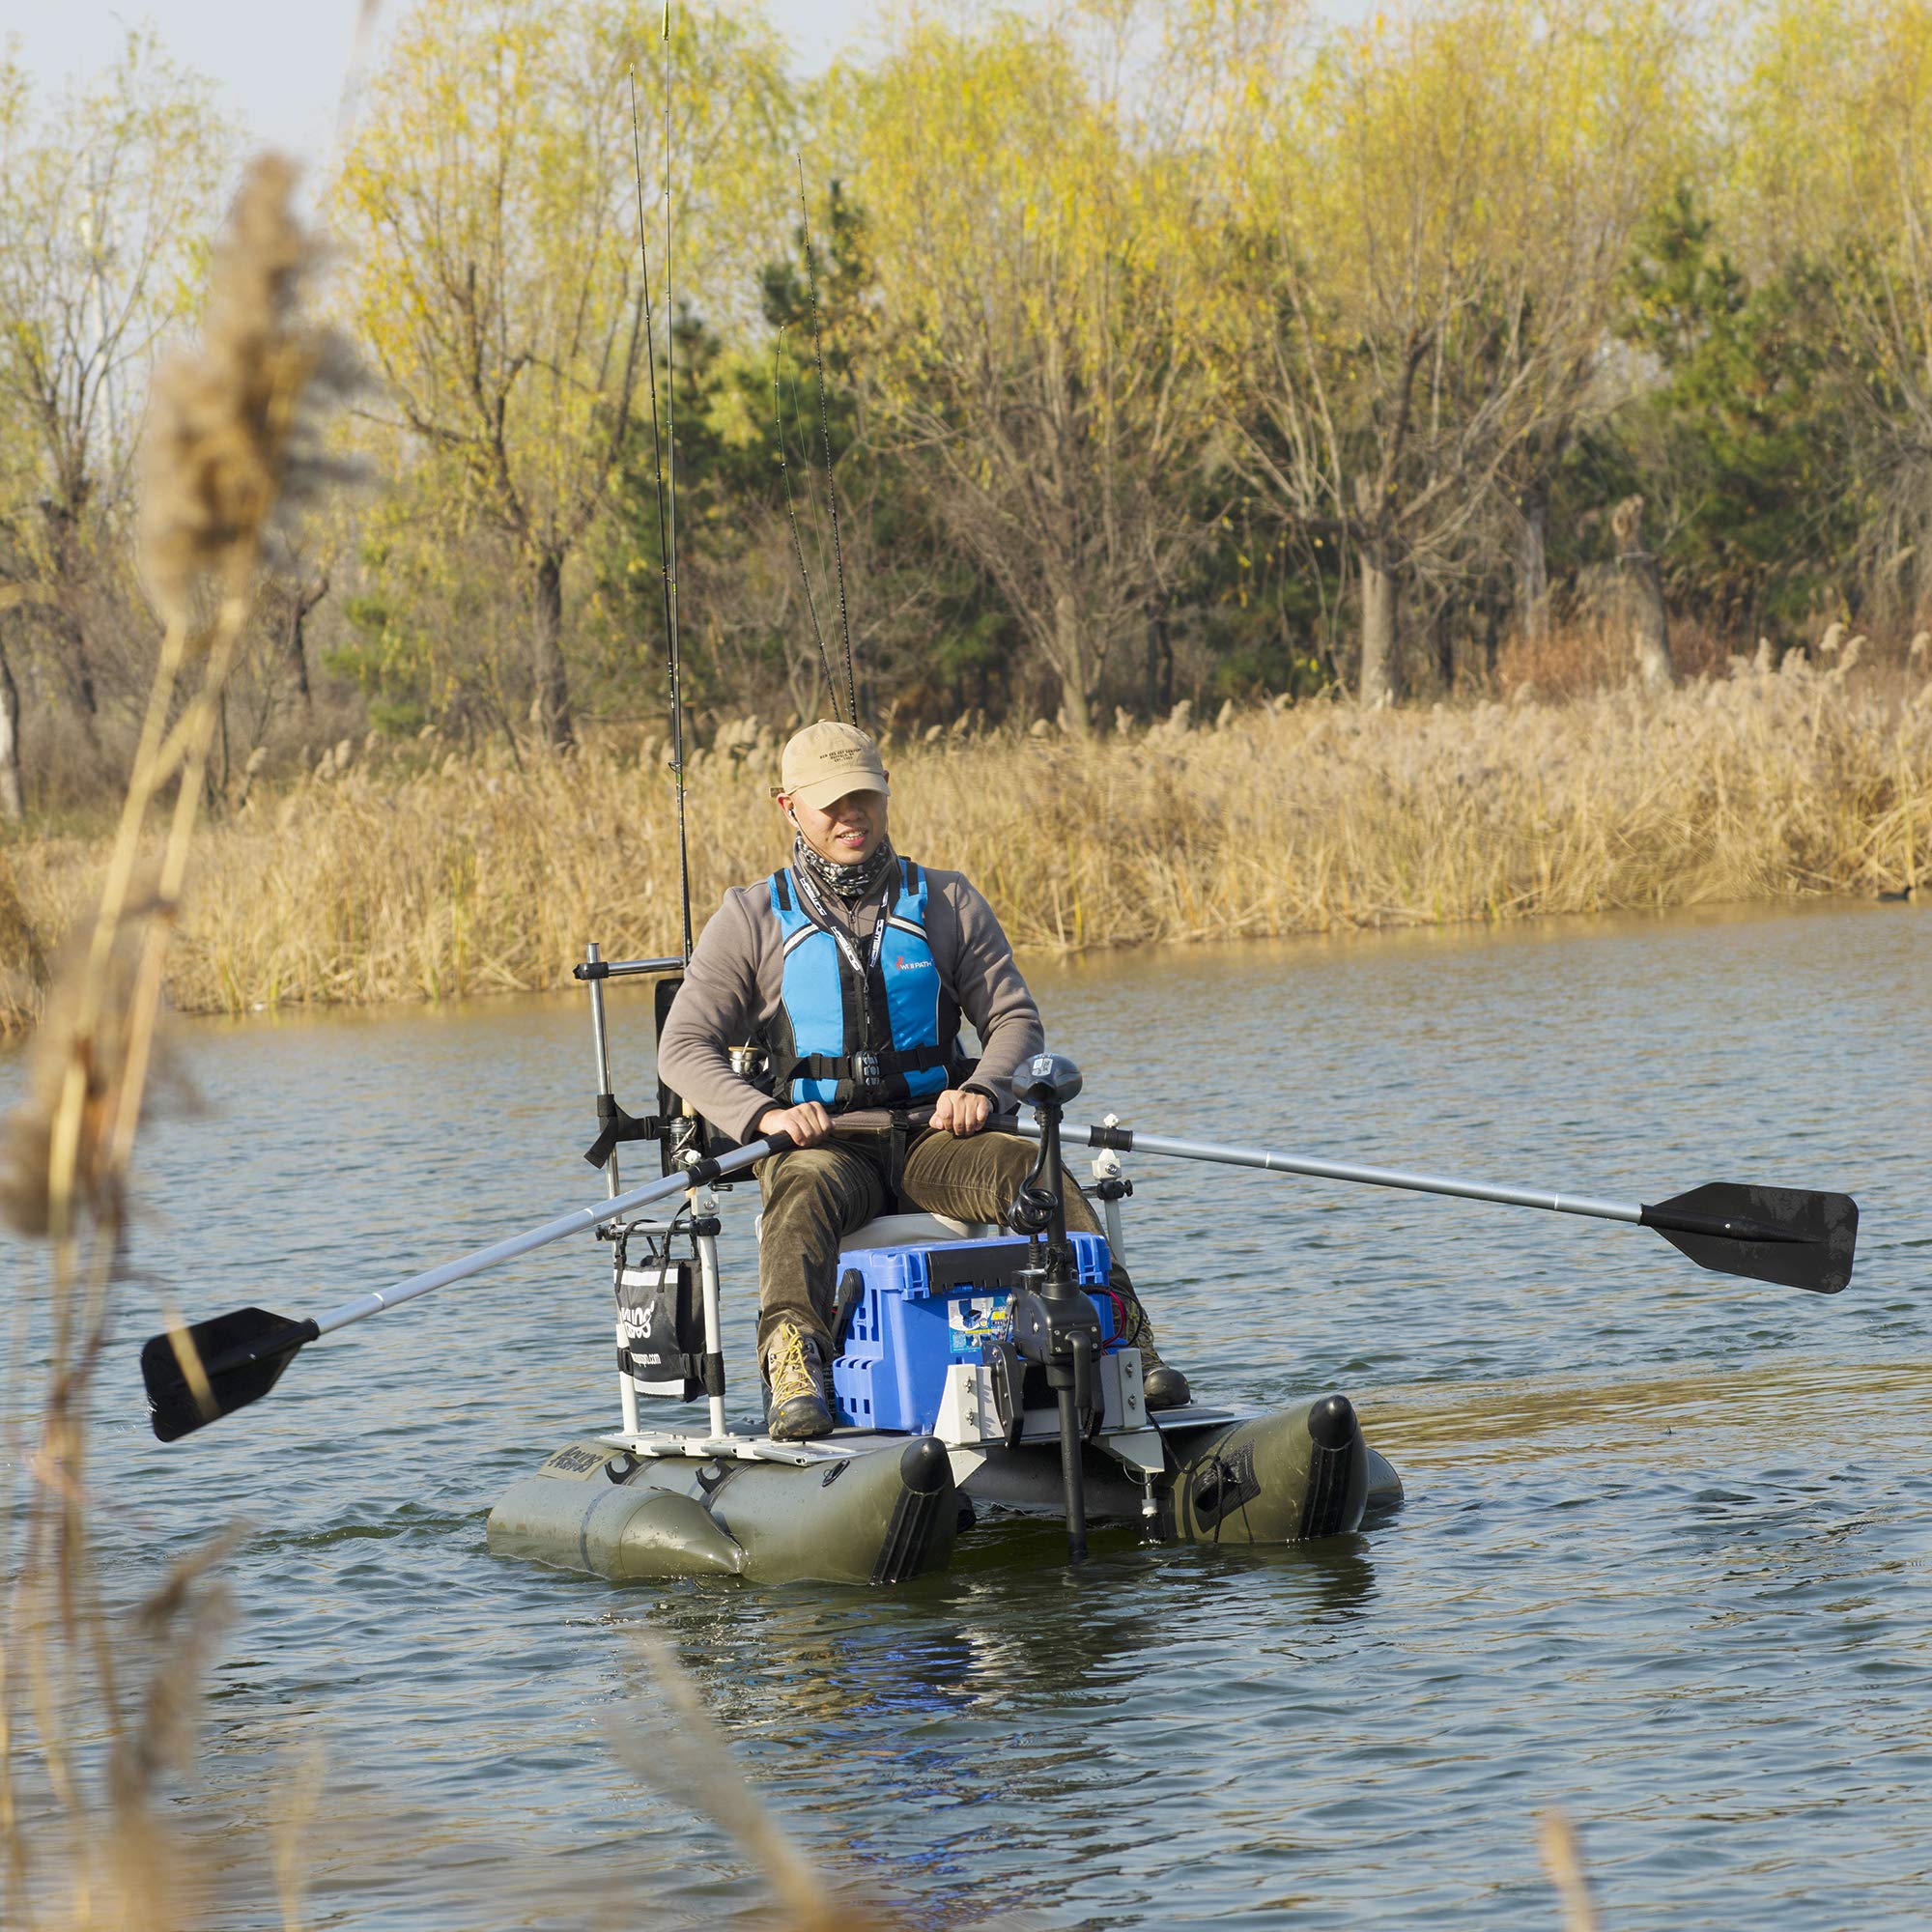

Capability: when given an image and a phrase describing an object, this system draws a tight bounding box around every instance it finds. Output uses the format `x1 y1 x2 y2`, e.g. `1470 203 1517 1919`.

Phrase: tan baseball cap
776 720 890 809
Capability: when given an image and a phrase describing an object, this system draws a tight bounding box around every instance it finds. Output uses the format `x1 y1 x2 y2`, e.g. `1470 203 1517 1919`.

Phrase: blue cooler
831 1234 1117 1433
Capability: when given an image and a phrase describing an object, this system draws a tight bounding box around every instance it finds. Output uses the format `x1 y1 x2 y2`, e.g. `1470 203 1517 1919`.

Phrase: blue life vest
765 856 969 1111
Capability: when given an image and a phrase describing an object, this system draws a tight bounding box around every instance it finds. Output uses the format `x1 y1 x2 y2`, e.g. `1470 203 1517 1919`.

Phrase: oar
140 1136 785 1442
1017 1121 1859 1294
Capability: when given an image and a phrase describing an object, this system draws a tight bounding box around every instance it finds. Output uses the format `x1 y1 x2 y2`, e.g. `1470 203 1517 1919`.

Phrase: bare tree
0 36 230 761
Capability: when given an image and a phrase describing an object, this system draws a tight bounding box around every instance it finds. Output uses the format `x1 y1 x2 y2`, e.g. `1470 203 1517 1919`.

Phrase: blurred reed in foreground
2 653 1925 1028
1 154 356 1929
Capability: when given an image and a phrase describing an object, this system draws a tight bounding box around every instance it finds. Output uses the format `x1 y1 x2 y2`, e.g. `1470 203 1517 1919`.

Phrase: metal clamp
987 1342 1025 1450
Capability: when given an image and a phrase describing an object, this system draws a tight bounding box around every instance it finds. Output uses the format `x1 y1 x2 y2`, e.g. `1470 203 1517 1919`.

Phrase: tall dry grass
3 650 1925 1026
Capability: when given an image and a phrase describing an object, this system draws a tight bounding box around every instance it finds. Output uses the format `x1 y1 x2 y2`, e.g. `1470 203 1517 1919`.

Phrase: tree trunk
69 615 101 735
43 501 100 746
1612 497 1673 688
1358 546 1401 706
1051 593 1095 739
1516 488 1550 646
1432 601 1455 695
47 601 102 749
0 631 24 820
1625 554 1673 688
530 551 574 747
286 595 315 710
1145 604 1175 717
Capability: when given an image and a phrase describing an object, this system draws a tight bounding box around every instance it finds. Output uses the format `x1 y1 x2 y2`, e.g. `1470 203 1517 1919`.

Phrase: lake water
5 899 1930 1929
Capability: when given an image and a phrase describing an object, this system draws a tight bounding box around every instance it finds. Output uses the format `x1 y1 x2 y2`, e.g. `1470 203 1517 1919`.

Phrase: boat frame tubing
310 1137 782 1339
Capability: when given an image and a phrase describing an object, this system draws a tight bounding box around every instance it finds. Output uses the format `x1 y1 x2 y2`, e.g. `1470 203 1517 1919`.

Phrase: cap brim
785 769 890 810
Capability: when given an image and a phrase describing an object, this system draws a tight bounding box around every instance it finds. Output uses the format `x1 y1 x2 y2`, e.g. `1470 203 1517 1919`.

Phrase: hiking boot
1111 1267 1191 1410
763 1321 835 1440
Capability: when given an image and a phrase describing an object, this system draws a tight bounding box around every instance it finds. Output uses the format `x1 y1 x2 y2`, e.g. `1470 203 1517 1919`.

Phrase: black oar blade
141 1307 321 1441
1640 1183 1859 1294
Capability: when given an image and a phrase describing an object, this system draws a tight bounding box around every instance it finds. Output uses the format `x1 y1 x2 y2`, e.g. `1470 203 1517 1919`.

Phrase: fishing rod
796 157 857 723
139 1135 792 1442
628 40 693 965
1017 1118 1859 1295
772 326 840 718
660 8 692 962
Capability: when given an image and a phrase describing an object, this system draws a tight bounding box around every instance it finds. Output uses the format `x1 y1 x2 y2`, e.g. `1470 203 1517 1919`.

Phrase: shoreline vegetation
4 652 1925 1037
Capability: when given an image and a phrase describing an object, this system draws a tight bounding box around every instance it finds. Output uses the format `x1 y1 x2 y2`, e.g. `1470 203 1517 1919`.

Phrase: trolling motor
1008 1052 1104 1564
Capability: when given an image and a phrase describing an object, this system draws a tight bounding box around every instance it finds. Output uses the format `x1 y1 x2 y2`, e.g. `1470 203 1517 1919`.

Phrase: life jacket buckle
855 1050 882 1089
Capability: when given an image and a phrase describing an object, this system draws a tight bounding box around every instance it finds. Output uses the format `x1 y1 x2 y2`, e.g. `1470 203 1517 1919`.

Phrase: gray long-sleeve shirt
655 863 1045 1143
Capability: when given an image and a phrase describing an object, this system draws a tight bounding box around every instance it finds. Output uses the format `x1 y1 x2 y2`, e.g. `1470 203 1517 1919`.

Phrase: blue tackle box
831 1233 1118 1434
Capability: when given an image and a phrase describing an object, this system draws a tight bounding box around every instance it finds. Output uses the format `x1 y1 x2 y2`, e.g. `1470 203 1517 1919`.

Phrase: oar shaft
312 1137 779 1338
1020 1121 1642 1227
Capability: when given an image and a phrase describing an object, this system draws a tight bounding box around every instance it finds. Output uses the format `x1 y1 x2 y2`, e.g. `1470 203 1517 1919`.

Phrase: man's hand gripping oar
1017 1121 1859 1295
139 1135 792 1442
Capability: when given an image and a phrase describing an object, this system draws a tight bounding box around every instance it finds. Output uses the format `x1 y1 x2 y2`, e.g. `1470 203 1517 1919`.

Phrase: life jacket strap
886 1110 912 1208
775 1041 955 1088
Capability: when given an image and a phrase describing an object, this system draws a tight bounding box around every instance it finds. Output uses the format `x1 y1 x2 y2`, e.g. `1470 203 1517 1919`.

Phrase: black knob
1018 1052 1084 1109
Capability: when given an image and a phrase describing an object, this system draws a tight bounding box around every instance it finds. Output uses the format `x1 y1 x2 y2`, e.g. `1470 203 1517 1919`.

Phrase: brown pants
753 1126 1102 1357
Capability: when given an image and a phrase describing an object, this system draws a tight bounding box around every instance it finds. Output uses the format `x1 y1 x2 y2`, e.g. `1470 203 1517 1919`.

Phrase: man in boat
657 720 1190 1440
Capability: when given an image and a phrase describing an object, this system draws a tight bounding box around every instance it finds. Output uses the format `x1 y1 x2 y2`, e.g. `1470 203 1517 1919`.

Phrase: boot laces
766 1323 822 1406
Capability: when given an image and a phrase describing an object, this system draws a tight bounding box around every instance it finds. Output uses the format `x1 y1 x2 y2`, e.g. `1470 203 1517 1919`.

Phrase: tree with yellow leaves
845 12 1232 736
1733 0 1932 628
333 0 793 747
1225 0 1690 699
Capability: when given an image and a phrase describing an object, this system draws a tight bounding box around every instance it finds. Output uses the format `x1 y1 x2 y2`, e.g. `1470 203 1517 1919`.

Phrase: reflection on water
3 897 1929 1928
1369 1355 1932 1465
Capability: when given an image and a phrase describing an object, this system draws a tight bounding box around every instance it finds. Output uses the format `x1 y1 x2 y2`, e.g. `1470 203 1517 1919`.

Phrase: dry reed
3 654 1924 1026
609 1636 917 1931
1538 1809 1602 1932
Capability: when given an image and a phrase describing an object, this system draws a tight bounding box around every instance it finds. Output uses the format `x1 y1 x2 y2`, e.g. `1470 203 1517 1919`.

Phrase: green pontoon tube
139 943 1856 1589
